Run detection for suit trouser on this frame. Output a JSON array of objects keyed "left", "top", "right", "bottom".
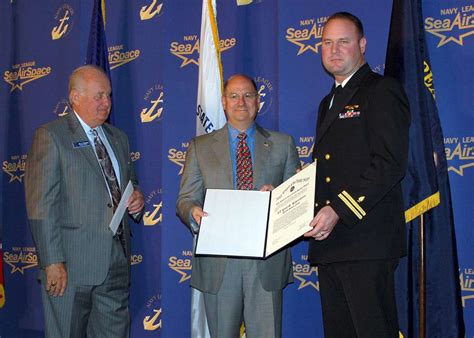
[
  {"left": 318, "top": 259, "right": 399, "bottom": 338},
  {"left": 202, "top": 258, "right": 282, "bottom": 338},
  {"left": 41, "top": 238, "right": 130, "bottom": 338}
]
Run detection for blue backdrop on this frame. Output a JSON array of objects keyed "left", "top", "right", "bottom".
[{"left": 0, "top": 1, "right": 472, "bottom": 337}]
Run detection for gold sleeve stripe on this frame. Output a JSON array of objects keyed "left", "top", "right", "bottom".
[
  {"left": 341, "top": 190, "right": 366, "bottom": 216},
  {"left": 338, "top": 193, "right": 363, "bottom": 219}
]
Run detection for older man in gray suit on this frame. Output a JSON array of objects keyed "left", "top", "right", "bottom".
[
  {"left": 25, "top": 65, "right": 144, "bottom": 337},
  {"left": 177, "top": 74, "right": 300, "bottom": 338}
]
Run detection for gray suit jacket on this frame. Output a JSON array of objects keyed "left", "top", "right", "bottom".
[
  {"left": 25, "top": 112, "right": 138, "bottom": 286},
  {"left": 176, "top": 124, "right": 300, "bottom": 294}
]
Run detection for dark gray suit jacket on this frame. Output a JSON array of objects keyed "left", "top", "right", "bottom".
[
  {"left": 176, "top": 124, "right": 300, "bottom": 294},
  {"left": 25, "top": 112, "right": 138, "bottom": 285}
]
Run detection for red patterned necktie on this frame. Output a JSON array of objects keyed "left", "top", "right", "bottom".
[{"left": 236, "top": 133, "right": 253, "bottom": 190}]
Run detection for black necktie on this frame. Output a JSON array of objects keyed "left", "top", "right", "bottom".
[
  {"left": 318, "top": 85, "right": 343, "bottom": 128},
  {"left": 330, "top": 85, "right": 343, "bottom": 110}
]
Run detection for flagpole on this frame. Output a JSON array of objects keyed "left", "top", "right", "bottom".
[
  {"left": 191, "top": 1, "right": 225, "bottom": 336},
  {"left": 419, "top": 214, "right": 425, "bottom": 338}
]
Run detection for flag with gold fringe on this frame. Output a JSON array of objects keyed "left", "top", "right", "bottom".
[{"left": 385, "top": 0, "right": 464, "bottom": 336}]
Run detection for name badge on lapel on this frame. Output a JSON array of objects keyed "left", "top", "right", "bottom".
[
  {"left": 338, "top": 105, "right": 360, "bottom": 119},
  {"left": 73, "top": 141, "right": 91, "bottom": 148}
]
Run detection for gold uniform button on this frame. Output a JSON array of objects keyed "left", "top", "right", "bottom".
[
  {"left": 315, "top": 203, "right": 319, "bottom": 207},
  {"left": 325, "top": 154, "right": 330, "bottom": 160},
  {"left": 325, "top": 177, "right": 331, "bottom": 183},
  {"left": 325, "top": 200, "right": 331, "bottom": 205}
]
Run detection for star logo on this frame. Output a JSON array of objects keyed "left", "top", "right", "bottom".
[
  {"left": 6, "top": 261, "right": 37, "bottom": 274},
  {"left": 169, "top": 264, "right": 191, "bottom": 283},
  {"left": 4, "top": 66, "right": 51, "bottom": 92},
  {"left": 2, "top": 155, "right": 26, "bottom": 183},
  {"left": 426, "top": 12, "right": 474, "bottom": 47},
  {"left": 445, "top": 138, "right": 474, "bottom": 176},
  {"left": 172, "top": 49, "right": 200, "bottom": 68},
  {"left": 293, "top": 263, "right": 319, "bottom": 291},
  {"left": 448, "top": 162, "right": 474, "bottom": 176},
  {"left": 287, "top": 22, "right": 323, "bottom": 55},
  {"left": 3, "top": 167, "right": 24, "bottom": 183},
  {"left": 4, "top": 74, "right": 47, "bottom": 91},
  {"left": 170, "top": 39, "right": 200, "bottom": 68},
  {"left": 4, "top": 250, "right": 38, "bottom": 274}
]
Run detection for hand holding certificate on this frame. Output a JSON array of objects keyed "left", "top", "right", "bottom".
[
  {"left": 195, "top": 161, "right": 316, "bottom": 258},
  {"left": 108, "top": 180, "right": 134, "bottom": 235}
]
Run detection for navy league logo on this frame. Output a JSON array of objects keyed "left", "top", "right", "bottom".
[
  {"left": 168, "top": 250, "right": 192, "bottom": 283},
  {"left": 425, "top": 5, "right": 474, "bottom": 47},
  {"left": 255, "top": 76, "right": 274, "bottom": 116},
  {"left": 4, "top": 246, "right": 38, "bottom": 274},
  {"left": 140, "top": 84, "right": 164, "bottom": 123},
  {"left": 170, "top": 34, "right": 236, "bottom": 68},
  {"left": 445, "top": 135, "right": 474, "bottom": 176},
  {"left": 168, "top": 142, "right": 188, "bottom": 175},
  {"left": 296, "top": 136, "right": 315, "bottom": 168},
  {"left": 51, "top": 4, "right": 75, "bottom": 40},
  {"left": 140, "top": 0, "right": 163, "bottom": 21},
  {"left": 143, "top": 188, "right": 163, "bottom": 226},
  {"left": 293, "top": 254, "right": 319, "bottom": 291},
  {"left": 108, "top": 44, "right": 141, "bottom": 70},
  {"left": 286, "top": 16, "right": 327, "bottom": 55},
  {"left": 2, "top": 154, "right": 26, "bottom": 183},
  {"left": 143, "top": 294, "right": 162, "bottom": 331},
  {"left": 4, "top": 61, "right": 52, "bottom": 92}
]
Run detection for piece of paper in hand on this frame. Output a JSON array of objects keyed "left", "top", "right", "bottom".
[{"left": 109, "top": 180, "right": 134, "bottom": 235}]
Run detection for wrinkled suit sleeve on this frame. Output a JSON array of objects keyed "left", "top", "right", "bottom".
[
  {"left": 176, "top": 138, "right": 205, "bottom": 234},
  {"left": 25, "top": 127, "right": 65, "bottom": 268}
]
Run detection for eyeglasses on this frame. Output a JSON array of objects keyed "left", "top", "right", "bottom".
[{"left": 224, "top": 92, "right": 259, "bottom": 101}]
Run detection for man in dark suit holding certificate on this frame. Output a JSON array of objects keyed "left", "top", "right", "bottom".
[
  {"left": 177, "top": 74, "right": 300, "bottom": 338},
  {"left": 25, "top": 65, "right": 144, "bottom": 337},
  {"left": 304, "top": 12, "right": 410, "bottom": 338}
]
